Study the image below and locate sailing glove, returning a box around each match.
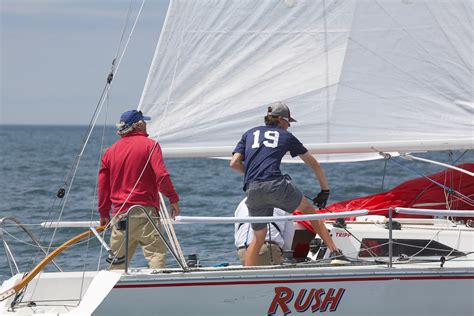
[313,190,330,209]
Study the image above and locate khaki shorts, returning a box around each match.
[237,243,282,266]
[109,206,166,270]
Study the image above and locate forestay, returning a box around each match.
[139,0,473,161]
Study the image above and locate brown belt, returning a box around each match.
[238,240,280,250]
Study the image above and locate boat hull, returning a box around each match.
[96,266,474,316]
[1,263,473,315]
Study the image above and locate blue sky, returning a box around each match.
[1,0,169,125]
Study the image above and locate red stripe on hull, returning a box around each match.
[114,275,474,289]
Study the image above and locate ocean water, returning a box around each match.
[0,125,471,282]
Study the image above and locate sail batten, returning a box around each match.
[139,0,473,161]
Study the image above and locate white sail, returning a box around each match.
[139,0,473,160]
[328,0,473,144]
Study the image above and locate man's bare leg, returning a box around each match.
[297,197,337,252]
[245,227,267,266]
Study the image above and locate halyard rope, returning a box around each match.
[159,193,188,268]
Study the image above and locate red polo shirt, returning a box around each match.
[98,132,179,218]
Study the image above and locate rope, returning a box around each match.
[392,241,464,255]
[114,0,134,62]
[106,232,126,271]
[20,4,148,306]
[405,230,442,259]
[112,0,147,77]
[98,136,160,268]
[1,229,46,249]
[96,95,111,272]
[453,150,469,164]
[1,227,100,253]
[391,157,474,205]
[158,193,188,268]
[411,150,471,205]
[316,205,381,259]
[106,141,159,227]
[381,157,389,191]
[445,252,474,262]
[40,0,147,257]
[267,223,274,265]
[402,225,472,232]
[79,82,114,302]
[453,228,462,256]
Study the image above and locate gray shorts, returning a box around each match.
[245,175,303,231]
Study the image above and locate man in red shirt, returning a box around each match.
[98,109,180,270]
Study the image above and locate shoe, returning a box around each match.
[329,249,350,265]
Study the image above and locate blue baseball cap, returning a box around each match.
[119,110,151,126]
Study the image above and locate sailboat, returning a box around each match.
[1,0,473,315]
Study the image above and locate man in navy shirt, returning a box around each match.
[230,102,346,266]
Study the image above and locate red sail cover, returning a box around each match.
[295,163,474,233]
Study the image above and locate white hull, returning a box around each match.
[1,264,473,315]
[104,267,474,316]
[2,220,473,315]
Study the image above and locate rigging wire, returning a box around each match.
[411,150,472,207]
[24,194,62,273]
[1,229,46,249]
[453,150,469,163]
[27,105,110,301]
[405,230,442,259]
[97,139,186,270]
[95,97,112,272]
[105,225,128,271]
[79,83,113,302]
[446,151,454,212]
[391,157,474,206]
[43,0,147,254]
[1,228,102,253]
[380,154,390,191]
[18,0,148,307]
[158,193,188,268]
[44,0,147,257]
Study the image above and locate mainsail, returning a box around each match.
[139,0,473,160]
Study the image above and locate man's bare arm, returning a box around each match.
[230,153,245,174]
[299,152,329,190]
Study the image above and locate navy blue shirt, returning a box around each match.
[233,125,307,188]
